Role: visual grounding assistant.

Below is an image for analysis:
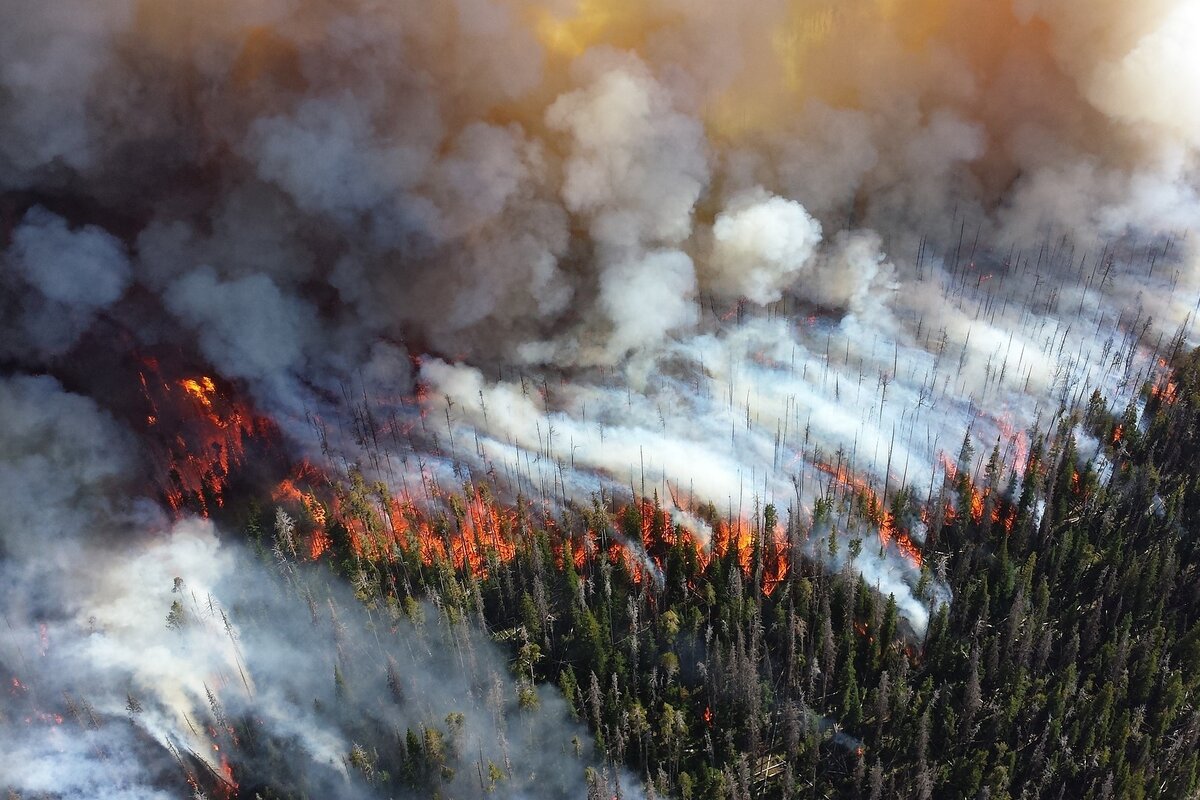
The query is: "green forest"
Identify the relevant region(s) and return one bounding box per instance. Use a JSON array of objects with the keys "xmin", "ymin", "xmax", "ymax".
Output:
[{"xmin": 237, "ymin": 348, "xmax": 1200, "ymax": 800}]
